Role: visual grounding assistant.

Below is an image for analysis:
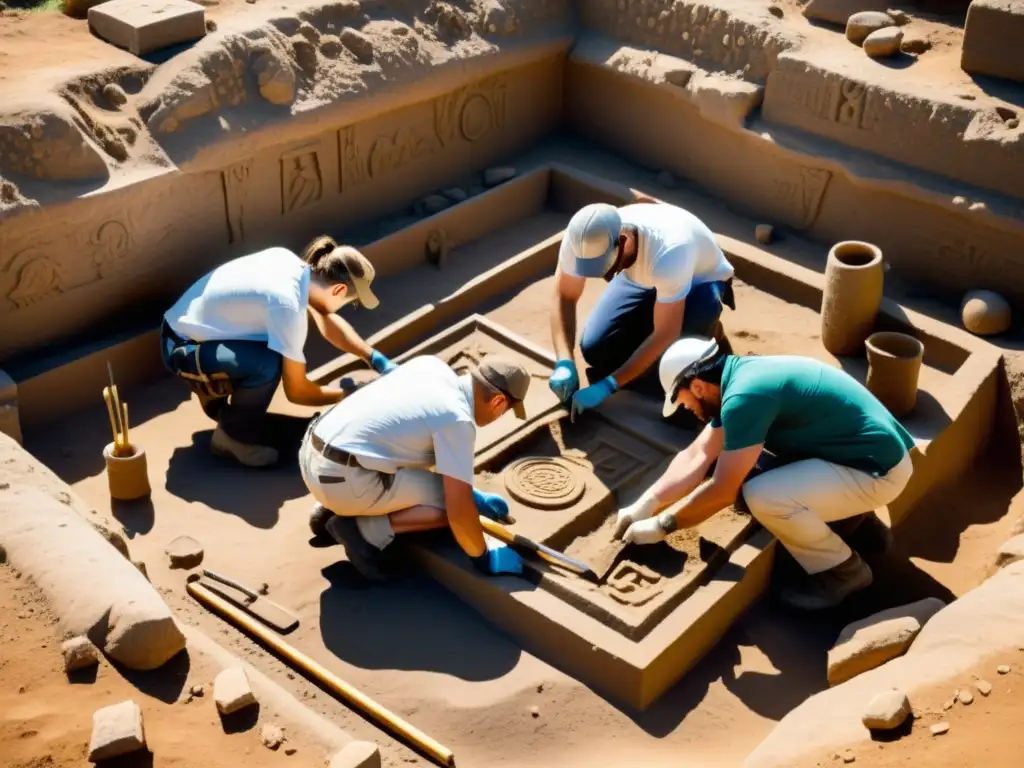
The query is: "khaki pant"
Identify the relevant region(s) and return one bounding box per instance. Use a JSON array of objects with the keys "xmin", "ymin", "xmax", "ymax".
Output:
[
  {"xmin": 741, "ymin": 453, "xmax": 913, "ymax": 574},
  {"xmin": 298, "ymin": 433, "xmax": 446, "ymax": 549}
]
